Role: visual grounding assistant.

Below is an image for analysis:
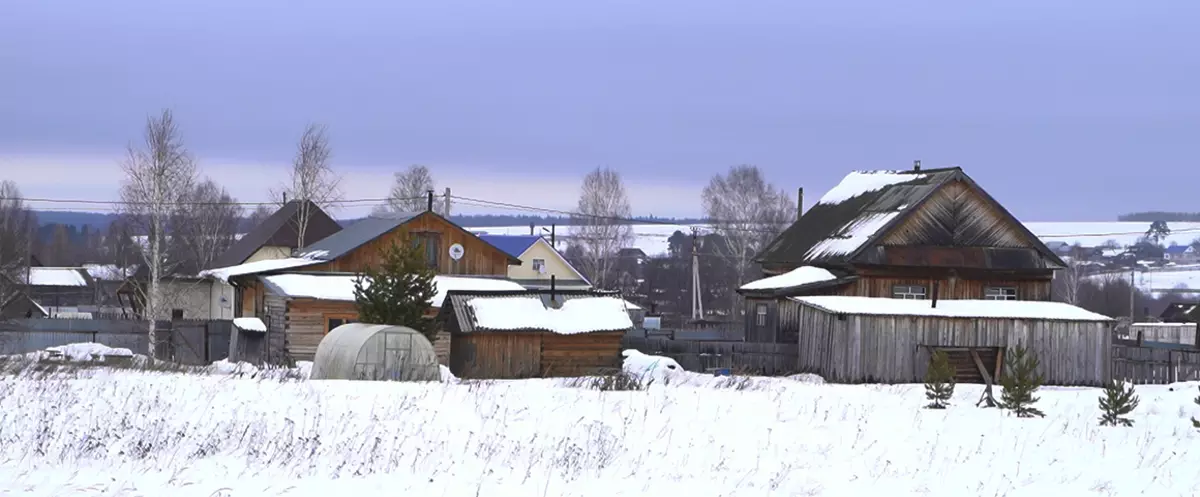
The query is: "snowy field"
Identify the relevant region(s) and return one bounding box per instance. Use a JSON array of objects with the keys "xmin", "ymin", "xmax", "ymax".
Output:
[
  {"xmin": 2, "ymin": 351, "xmax": 1200, "ymax": 496},
  {"xmin": 470, "ymin": 222, "xmax": 1200, "ymax": 256},
  {"xmin": 1089, "ymin": 268, "xmax": 1200, "ymax": 297}
]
